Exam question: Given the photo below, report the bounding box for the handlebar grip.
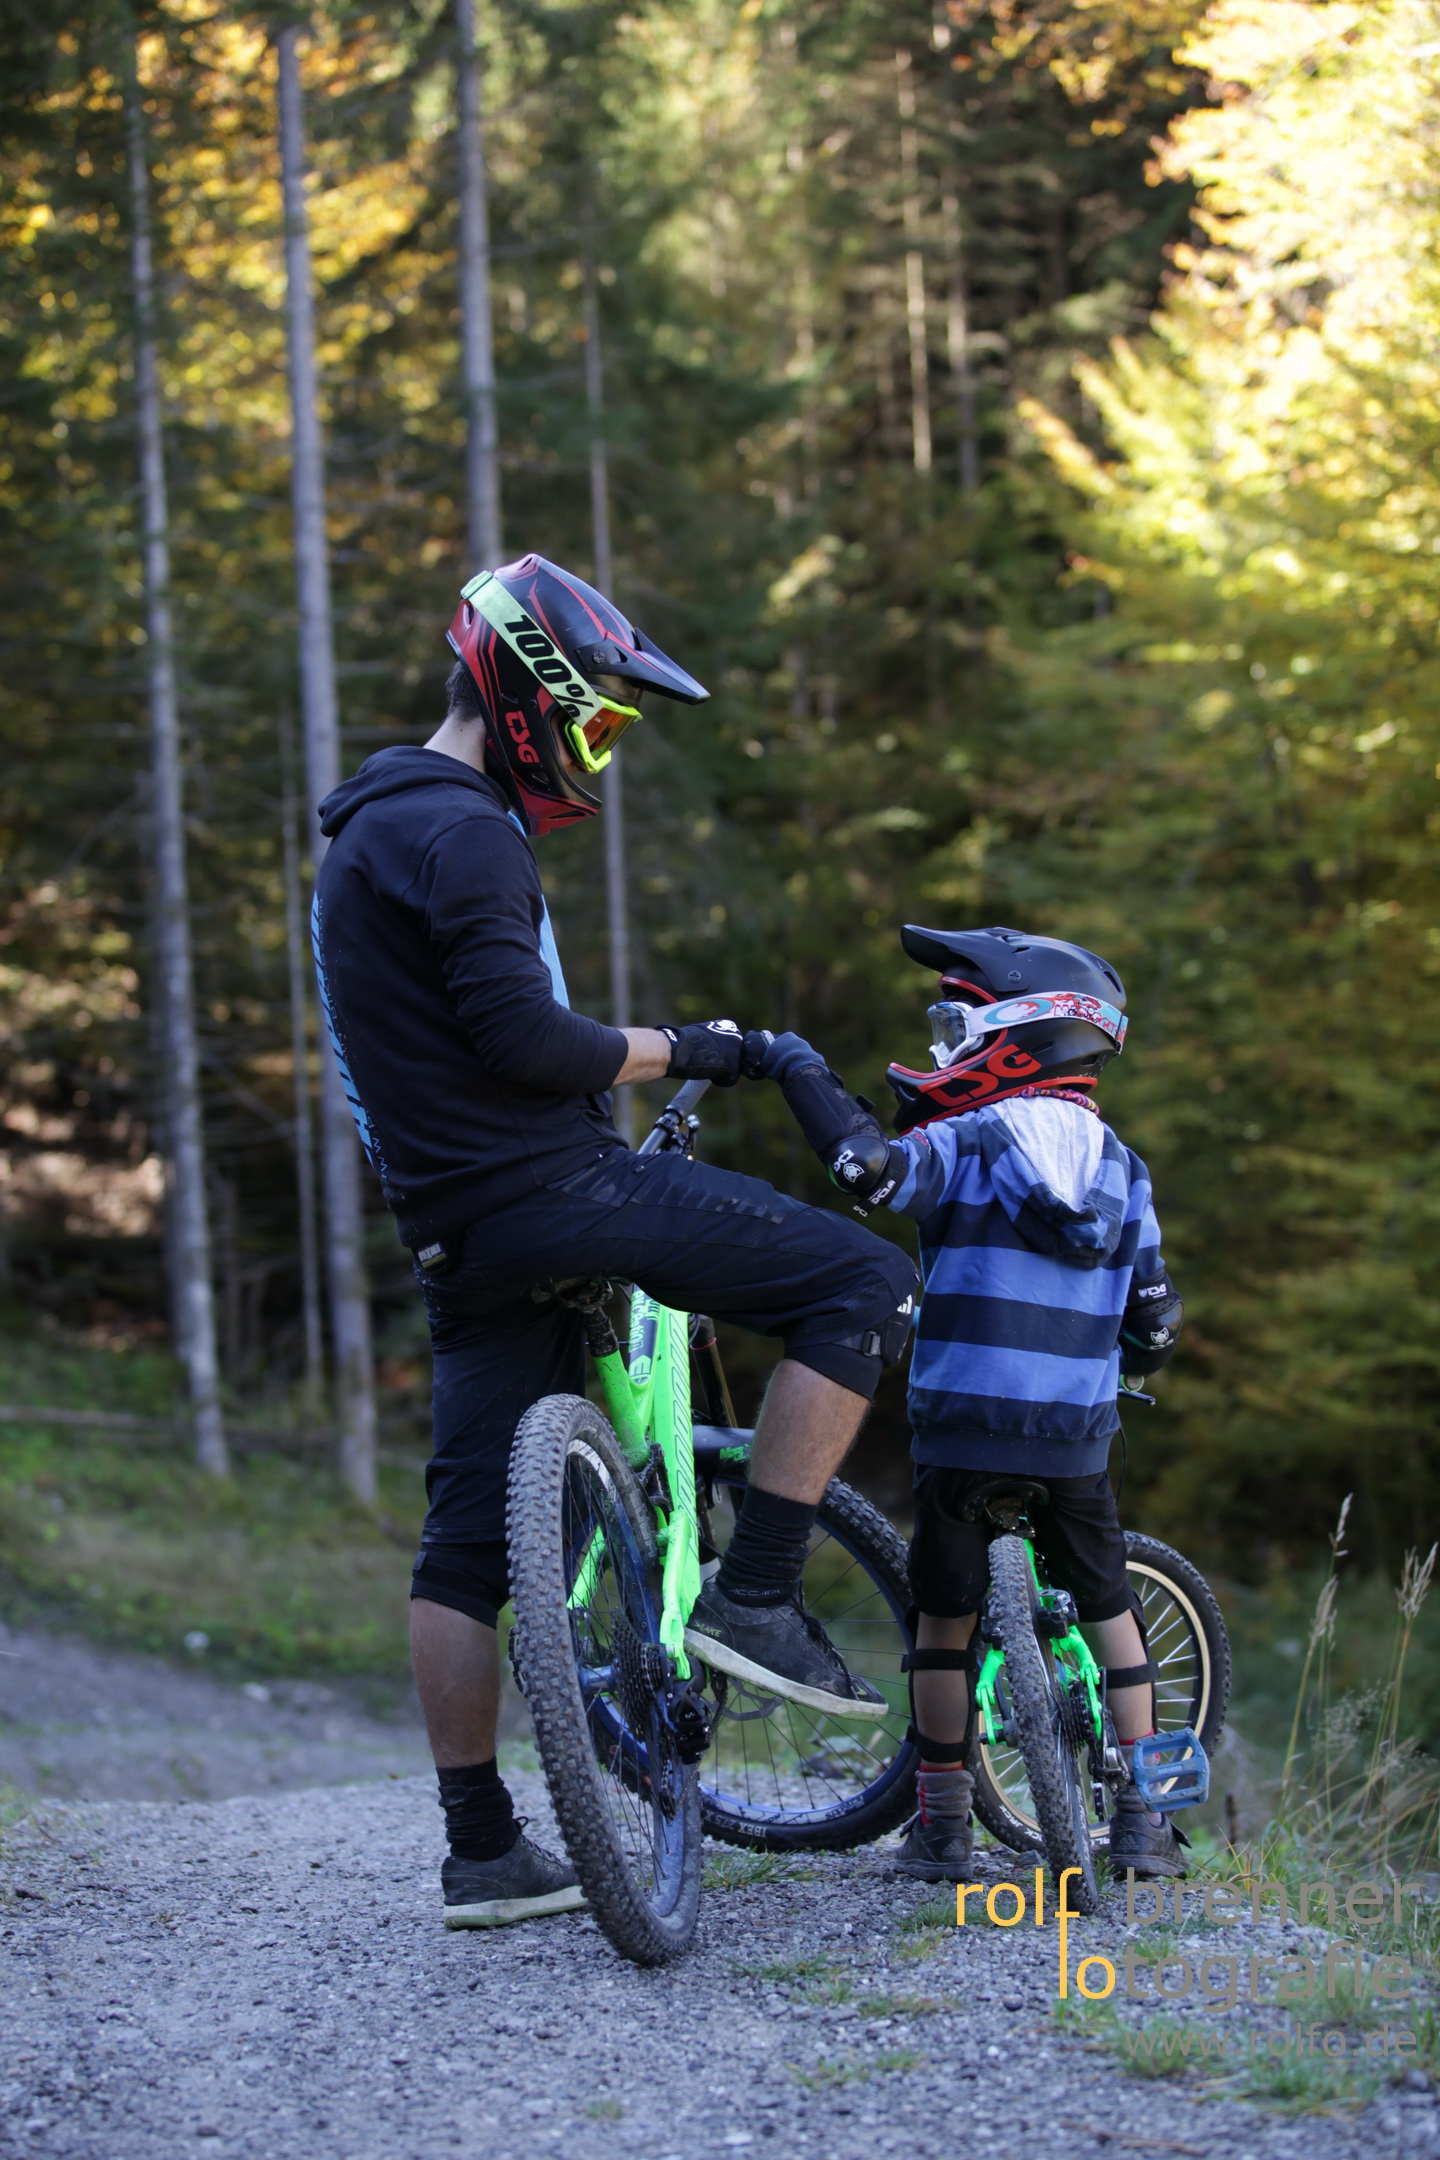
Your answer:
[635,1077,711,1157]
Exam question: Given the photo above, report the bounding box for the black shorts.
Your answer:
[411,1147,918,1620]
[908,1466,1131,1623]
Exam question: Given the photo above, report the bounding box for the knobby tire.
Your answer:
[507,1394,701,1966]
[985,1533,1101,1914]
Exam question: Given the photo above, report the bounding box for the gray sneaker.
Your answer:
[1107,1794,1189,1881]
[894,1812,974,1882]
[441,1834,586,1929]
[684,1584,888,1721]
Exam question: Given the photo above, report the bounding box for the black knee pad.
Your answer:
[836,1280,919,1379]
[902,1644,978,1759]
[410,1539,509,1630]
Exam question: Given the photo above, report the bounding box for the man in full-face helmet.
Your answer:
[311,556,919,1928]
[750,924,1190,1884]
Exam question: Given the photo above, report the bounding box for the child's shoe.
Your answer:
[894,1811,974,1881]
[893,1762,974,1881]
[1107,1787,1189,1880]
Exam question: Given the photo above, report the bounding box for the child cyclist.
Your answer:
[747,924,1186,1882]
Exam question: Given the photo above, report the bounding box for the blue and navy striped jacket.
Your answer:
[886,1097,1165,1476]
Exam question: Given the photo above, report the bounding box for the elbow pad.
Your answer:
[1120,1271,1184,1376]
[828,1131,907,1208]
[780,1063,905,1204]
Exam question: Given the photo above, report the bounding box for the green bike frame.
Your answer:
[584,1287,701,1678]
[974,1539,1105,1753]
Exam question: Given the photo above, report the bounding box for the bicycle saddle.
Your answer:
[959,1474,1051,1527]
[536,1276,614,1309]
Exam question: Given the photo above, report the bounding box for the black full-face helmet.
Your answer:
[887,924,1128,1132]
[446,553,709,833]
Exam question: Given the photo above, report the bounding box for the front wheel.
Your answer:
[697,1475,916,1851]
[506,1394,701,1965]
[984,1534,1101,1914]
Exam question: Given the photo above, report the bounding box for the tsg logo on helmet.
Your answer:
[447,554,709,834]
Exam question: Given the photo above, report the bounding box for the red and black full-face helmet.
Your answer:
[446,553,709,833]
[887,924,1128,1132]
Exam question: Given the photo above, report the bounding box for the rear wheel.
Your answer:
[984,1534,1101,1913]
[973,1530,1231,1857]
[696,1476,916,1851]
[507,1394,701,1965]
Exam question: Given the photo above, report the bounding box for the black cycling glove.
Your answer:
[658,1019,746,1086]
[1119,1270,1185,1376]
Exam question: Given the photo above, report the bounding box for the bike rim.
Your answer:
[1128,1560,1212,1738]
[562,1439,692,1917]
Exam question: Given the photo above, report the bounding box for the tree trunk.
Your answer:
[124,50,228,1478]
[942,187,979,496]
[456,0,501,569]
[896,50,932,476]
[276,25,376,1505]
[583,210,634,1143]
[280,715,324,1423]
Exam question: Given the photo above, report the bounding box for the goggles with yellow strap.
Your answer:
[462,571,643,774]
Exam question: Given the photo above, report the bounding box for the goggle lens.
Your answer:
[563,696,642,775]
[928,1001,978,1059]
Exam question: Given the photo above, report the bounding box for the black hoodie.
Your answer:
[313,747,627,1246]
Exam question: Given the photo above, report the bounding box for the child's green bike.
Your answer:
[505,1080,916,1965]
[966,1478,1230,1913]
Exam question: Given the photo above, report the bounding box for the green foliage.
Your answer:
[0,0,1203,1312]
[2,1,1435,1581]
[0,1326,422,1673]
[1012,0,1440,1567]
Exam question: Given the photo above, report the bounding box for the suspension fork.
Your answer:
[630,1289,700,1674]
[588,1289,700,1676]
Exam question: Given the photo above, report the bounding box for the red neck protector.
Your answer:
[886,1057,1099,1135]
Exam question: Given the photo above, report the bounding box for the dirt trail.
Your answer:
[0,1621,434,1803]
[0,1629,1426,2160]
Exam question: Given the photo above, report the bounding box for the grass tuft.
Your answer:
[702,1851,824,1891]
[889,1887,954,1963]
[789,2049,922,2089]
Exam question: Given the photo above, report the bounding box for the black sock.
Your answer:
[437,1759,520,1863]
[715,1485,817,1606]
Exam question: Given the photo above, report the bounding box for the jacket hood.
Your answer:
[317,747,507,839]
[971,1101,1126,1270]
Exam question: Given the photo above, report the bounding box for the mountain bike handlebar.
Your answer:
[636,1077,712,1158]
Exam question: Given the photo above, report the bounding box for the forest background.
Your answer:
[1,0,1436,1691]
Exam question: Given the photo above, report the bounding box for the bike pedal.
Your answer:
[1131,1727,1209,1811]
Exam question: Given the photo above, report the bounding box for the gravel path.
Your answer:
[3,1758,1426,2160]
[0,1623,432,1803]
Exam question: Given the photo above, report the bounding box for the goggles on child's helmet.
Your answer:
[446,553,709,834]
[887,924,1127,1133]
